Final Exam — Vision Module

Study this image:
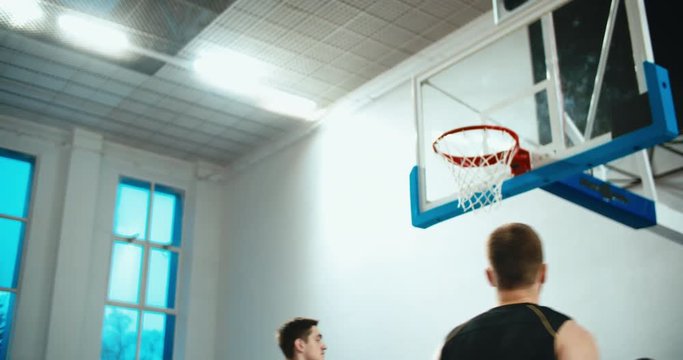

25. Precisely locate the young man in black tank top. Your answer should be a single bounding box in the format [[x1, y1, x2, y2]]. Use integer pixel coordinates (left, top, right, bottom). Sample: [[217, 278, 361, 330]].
[[438, 223, 598, 360]]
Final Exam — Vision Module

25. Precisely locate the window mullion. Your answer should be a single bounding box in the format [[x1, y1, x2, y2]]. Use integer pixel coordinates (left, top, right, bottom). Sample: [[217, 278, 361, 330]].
[[0, 213, 27, 223], [135, 182, 155, 360]]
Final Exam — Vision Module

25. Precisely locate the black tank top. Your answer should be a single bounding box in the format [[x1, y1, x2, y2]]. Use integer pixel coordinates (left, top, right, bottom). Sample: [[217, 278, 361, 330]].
[[440, 303, 570, 360]]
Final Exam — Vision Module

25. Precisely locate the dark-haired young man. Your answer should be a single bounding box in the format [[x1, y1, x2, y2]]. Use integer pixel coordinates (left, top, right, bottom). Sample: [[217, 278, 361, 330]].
[[439, 223, 599, 360], [277, 317, 327, 360]]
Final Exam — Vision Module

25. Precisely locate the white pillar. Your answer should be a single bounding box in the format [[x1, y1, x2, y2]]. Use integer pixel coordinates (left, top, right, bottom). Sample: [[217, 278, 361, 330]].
[[45, 128, 103, 359]]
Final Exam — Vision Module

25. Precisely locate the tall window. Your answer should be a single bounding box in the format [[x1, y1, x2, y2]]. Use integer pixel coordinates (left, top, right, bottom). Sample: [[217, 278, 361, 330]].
[[101, 177, 183, 360], [0, 148, 35, 360]]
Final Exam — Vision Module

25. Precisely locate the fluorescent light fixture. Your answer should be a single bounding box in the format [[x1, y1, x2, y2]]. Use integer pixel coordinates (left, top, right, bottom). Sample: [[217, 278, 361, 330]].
[[194, 50, 268, 94], [58, 13, 130, 56], [258, 87, 318, 120], [194, 50, 317, 120], [0, 0, 43, 28]]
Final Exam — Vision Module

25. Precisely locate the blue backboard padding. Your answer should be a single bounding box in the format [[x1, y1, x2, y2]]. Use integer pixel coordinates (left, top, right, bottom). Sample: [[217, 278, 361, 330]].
[[410, 62, 678, 229], [541, 173, 656, 228]]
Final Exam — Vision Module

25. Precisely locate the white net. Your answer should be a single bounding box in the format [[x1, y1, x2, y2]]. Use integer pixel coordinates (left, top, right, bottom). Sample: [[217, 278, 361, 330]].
[[433, 127, 518, 212]]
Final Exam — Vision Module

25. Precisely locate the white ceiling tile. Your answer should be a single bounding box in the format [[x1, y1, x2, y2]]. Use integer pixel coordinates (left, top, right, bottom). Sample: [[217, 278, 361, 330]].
[[208, 111, 240, 126], [366, 0, 412, 22], [62, 82, 94, 99], [422, 20, 458, 41], [0, 79, 54, 104], [0, 90, 48, 113], [346, 12, 388, 36], [52, 93, 84, 109], [330, 52, 374, 74], [4, 66, 40, 84], [169, 86, 205, 104], [395, 9, 440, 33], [278, 33, 319, 54], [109, 108, 140, 124], [315, 2, 359, 25], [337, 73, 368, 91], [311, 65, 354, 84], [215, 8, 262, 32], [145, 106, 178, 123], [159, 124, 195, 139], [199, 25, 241, 46], [234, 0, 282, 15], [71, 71, 107, 88], [183, 130, 216, 144], [249, 20, 290, 43], [304, 42, 346, 64], [293, 76, 330, 95], [173, 115, 205, 129], [230, 36, 271, 58], [325, 28, 366, 51], [320, 86, 348, 102], [340, 0, 375, 10], [31, 73, 67, 92], [140, 78, 171, 93], [371, 23, 417, 48], [117, 99, 150, 116], [285, 56, 324, 76], [350, 38, 393, 60], [421, 0, 468, 19], [102, 80, 135, 97], [111, 67, 148, 86], [131, 117, 167, 132], [445, 4, 485, 26], [264, 4, 309, 27], [158, 96, 190, 113], [293, 16, 337, 41], [197, 121, 230, 135], [127, 89, 164, 106], [467, 0, 493, 12], [283, 0, 328, 13], [377, 49, 411, 68], [81, 92, 121, 114], [355, 62, 389, 79], [401, 35, 434, 54]]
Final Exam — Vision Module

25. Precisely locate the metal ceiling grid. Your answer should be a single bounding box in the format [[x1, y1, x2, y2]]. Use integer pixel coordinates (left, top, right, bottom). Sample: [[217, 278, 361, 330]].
[[1, 0, 491, 166]]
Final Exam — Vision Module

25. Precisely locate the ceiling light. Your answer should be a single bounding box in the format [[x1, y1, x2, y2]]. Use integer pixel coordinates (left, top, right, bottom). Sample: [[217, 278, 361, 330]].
[[57, 13, 130, 56], [194, 50, 316, 120], [194, 50, 269, 94], [258, 87, 318, 120], [0, 0, 44, 28]]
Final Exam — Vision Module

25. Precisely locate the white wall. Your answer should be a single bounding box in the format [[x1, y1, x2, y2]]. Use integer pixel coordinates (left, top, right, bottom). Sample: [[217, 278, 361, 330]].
[[0, 117, 224, 359], [217, 78, 683, 360]]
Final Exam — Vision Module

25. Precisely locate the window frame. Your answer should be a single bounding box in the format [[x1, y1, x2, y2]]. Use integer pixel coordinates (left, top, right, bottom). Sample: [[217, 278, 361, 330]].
[[102, 175, 185, 360], [0, 147, 37, 360]]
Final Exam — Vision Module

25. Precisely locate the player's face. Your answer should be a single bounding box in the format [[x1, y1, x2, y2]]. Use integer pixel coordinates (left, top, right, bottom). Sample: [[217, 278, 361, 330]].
[[302, 326, 326, 360]]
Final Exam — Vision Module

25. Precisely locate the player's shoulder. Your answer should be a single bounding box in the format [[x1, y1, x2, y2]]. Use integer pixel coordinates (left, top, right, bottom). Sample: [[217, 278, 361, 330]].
[[556, 320, 599, 360]]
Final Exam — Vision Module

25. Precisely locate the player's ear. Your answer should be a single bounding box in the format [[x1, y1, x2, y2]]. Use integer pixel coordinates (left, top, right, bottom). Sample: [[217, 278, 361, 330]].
[[294, 338, 305, 353], [486, 267, 497, 287], [538, 263, 547, 284]]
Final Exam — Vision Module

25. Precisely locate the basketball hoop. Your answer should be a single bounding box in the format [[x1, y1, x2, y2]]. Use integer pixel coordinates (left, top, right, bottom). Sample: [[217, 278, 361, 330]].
[[432, 125, 530, 211]]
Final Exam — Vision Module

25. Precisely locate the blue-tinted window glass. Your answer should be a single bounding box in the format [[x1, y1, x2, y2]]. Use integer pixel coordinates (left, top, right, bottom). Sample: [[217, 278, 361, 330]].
[[0, 218, 23, 288], [145, 249, 177, 309], [150, 186, 182, 246], [140, 311, 174, 360], [0, 291, 16, 360], [107, 242, 143, 304], [0, 152, 33, 218], [114, 180, 150, 240], [101, 306, 139, 360]]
